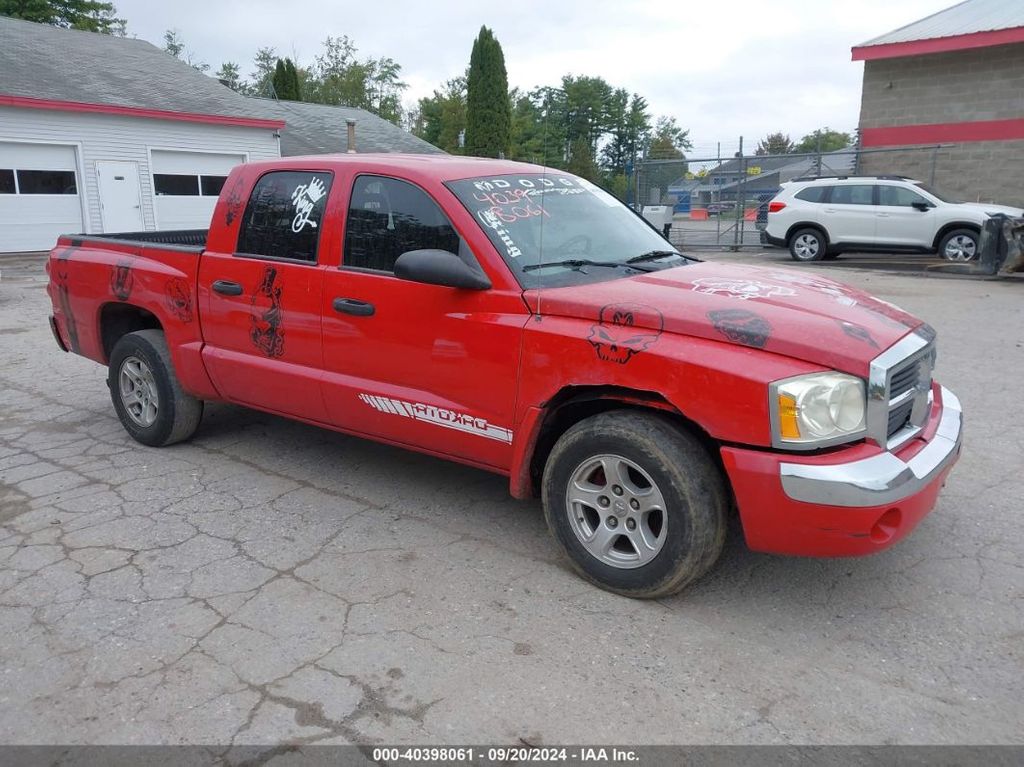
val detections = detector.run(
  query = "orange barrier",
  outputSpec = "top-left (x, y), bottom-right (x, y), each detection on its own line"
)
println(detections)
top-left (744, 208), bottom-right (758, 221)
top-left (690, 209), bottom-right (708, 220)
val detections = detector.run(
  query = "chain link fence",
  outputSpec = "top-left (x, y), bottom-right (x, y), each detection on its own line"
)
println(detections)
top-left (636, 143), bottom-right (956, 250)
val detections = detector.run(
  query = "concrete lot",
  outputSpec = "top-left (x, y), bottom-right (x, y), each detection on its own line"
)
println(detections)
top-left (0, 250), bottom-right (1021, 747)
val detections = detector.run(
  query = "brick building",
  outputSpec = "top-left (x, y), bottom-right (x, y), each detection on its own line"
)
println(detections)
top-left (853, 0), bottom-right (1024, 206)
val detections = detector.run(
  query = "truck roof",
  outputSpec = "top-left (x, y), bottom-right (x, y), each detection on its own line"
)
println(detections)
top-left (243, 153), bottom-right (550, 183)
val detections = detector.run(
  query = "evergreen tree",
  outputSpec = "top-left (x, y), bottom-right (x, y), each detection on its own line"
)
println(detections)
top-left (755, 132), bottom-right (794, 156)
top-left (215, 62), bottom-right (242, 91)
top-left (272, 59), bottom-right (288, 99)
top-left (285, 58), bottom-right (302, 101)
top-left (464, 25), bottom-right (511, 158)
top-left (1, 0), bottom-right (124, 33)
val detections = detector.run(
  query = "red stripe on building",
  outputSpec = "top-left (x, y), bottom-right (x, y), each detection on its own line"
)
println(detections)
top-left (852, 26), bottom-right (1024, 61)
top-left (0, 94), bottom-right (285, 130)
top-left (860, 118), bottom-right (1024, 147)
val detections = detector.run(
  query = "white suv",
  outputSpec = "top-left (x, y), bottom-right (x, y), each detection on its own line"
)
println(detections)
top-left (763, 176), bottom-right (1023, 262)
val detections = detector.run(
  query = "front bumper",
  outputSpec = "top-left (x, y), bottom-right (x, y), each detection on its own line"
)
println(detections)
top-left (721, 385), bottom-right (962, 557)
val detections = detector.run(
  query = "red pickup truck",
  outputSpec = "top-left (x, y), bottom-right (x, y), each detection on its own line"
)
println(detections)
top-left (46, 155), bottom-right (963, 598)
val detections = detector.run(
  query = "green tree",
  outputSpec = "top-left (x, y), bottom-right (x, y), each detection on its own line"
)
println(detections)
top-left (794, 127), bottom-right (852, 154)
top-left (464, 25), bottom-right (511, 158)
top-left (566, 136), bottom-right (599, 182)
top-left (272, 58), bottom-right (301, 100)
top-left (304, 36), bottom-right (406, 124)
top-left (642, 116), bottom-right (692, 200)
top-left (414, 77), bottom-right (466, 153)
top-left (1, 0), bottom-right (124, 33)
top-left (755, 131), bottom-right (794, 156)
top-left (248, 46), bottom-right (278, 97)
top-left (215, 61), bottom-right (242, 91)
top-left (163, 28), bottom-right (208, 72)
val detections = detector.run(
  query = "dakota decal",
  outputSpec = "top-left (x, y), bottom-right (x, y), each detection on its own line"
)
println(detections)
top-left (358, 394), bottom-right (513, 444)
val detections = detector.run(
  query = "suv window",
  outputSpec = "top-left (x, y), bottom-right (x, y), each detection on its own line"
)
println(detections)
top-left (794, 186), bottom-right (827, 203)
top-left (829, 185), bottom-right (874, 205)
top-left (237, 171), bottom-right (333, 262)
top-left (878, 185), bottom-right (930, 207)
top-left (343, 175), bottom-right (460, 272)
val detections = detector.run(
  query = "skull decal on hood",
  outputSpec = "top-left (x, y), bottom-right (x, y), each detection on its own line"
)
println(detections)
top-left (588, 303), bottom-right (664, 364)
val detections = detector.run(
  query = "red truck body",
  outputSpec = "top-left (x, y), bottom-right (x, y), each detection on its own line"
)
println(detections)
top-left (46, 154), bottom-right (962, 574)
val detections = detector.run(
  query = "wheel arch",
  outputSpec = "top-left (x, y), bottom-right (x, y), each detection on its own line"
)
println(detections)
top-left (513, 385), bottom-right (723, 500)
top-left (98, 302), bottom-right (163, 364)
top-left (932, 221), bottom-right (980, 250)
top-left (785, 222), bottom-right (829, 245)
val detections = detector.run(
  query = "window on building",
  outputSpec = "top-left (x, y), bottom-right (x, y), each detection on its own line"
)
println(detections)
top-left (343, 175), bottom-right (460, 272)
top-left (795, 186), bottom-right (828, 203)
top-left (236, 170), bottom-right (332, 263)
top-left (878, 185), bottom-right (930, 207)
top-left (200, 175), bottom-right (227, 196)
top-left (16, 170), bottom-right (77, 195)
top-left (829, 185), bottom-right (874, 205)
top-left (0, 169), bottom-right (14, 194)
top-left (154, 174), bottom-right (200, 196)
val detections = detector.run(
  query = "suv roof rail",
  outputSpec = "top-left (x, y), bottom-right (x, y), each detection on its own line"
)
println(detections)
top-left (790, 174), bottom-right (915, 183)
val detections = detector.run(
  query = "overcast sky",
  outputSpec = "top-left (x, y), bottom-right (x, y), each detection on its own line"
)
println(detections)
top-left (115, 0), bottom-right (949, 157)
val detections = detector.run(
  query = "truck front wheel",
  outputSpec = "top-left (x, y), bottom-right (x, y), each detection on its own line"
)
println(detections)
top-left (108, 329), bottom-right (203, 447)
top-left (541, 410), bottom-right (727, 598)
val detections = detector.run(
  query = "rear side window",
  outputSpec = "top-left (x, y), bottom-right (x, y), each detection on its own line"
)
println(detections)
top-left (830, 185), bottom-right (874, 205)
top-left (237, 171), bottom-right (333, 263)
top-left (878, 185), bottom-right (929, 207)
top-left (794, 186), bottom-right (827, 203)
top-left (343, 175), bottom-right (460, 272)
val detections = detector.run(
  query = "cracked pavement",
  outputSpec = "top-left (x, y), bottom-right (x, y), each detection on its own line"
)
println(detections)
top-left (0, 251), bottom-right (1021, 747)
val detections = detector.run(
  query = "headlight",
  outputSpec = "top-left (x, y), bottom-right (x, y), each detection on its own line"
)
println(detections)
top-left (770, 372), bottom-right (866, 449)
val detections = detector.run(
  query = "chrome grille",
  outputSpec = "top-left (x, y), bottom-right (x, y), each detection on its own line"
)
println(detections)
top-left (868, 332), bottom-right (935, 448)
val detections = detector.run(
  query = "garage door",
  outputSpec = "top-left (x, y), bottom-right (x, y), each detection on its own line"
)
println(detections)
top-left (151, 151), bottom-right (245, 230)
top-left (0, 142), bottom-right (84, 253)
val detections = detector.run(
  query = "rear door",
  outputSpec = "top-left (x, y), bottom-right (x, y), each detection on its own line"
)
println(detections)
top-left (822, 184), bottom-right (877, 244)
top-left (874, 184), bottom-right (937, 247)
top-left (198, 168), bottom-right (339, 422)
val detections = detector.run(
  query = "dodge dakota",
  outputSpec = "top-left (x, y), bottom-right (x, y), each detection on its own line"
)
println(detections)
top-left (46, 155), bottom-right (963, 597)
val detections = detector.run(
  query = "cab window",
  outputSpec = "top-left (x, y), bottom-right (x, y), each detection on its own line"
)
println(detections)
top-left (829, 185), bottom-right (874, 205)
top-left (343, 175), bottom-right (460, 272)
top-left (236, 171), bottom-right (333, 262)
top-left (878, 185), bottom-right (930, 207)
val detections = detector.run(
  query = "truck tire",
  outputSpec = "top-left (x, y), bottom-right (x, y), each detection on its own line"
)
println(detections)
top-left (541, 410), bottom-right (727, 598)
top-left (788, 227), bottom-right (826, 261)
top-left (108, 329), bottom-right (203, 447)
top-left (938, 228), bottom-right (979, 262)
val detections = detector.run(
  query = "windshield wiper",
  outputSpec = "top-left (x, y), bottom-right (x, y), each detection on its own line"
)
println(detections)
top-left (626, 249), bottom-right (685, 265)
top-left (522, 259), bottom-right (654, 273)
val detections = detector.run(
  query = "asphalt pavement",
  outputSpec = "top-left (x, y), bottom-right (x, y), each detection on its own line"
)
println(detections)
top-left (0, 250), bottom-right (1021, 748)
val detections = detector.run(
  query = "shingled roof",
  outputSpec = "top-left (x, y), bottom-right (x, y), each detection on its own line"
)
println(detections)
top-left (0, 15), bottom-right (442, 154)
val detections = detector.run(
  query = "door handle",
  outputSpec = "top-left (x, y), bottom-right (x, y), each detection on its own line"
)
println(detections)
top-left (333, 297), bottom-right (375, 316)
top-left (212, 280), bottom-right (243, 296)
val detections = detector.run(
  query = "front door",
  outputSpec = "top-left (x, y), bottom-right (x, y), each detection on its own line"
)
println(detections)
top-left (319, 174), bottom-right (526, 469)
top-left (96, 160), bottom-right (144, 232)
top-left (874, 184), bottom-right (937, 248)
top-left (198, 168), bottom-right (338, 422)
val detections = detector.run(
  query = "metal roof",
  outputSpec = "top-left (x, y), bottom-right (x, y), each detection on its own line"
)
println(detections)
top-left (858, 0), bottom-right (1024, 47)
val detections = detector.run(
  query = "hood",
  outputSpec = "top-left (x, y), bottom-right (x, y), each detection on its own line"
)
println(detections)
top-left (525, 262), bottom-right (923, 376)
top-left (955, 202), bottom-right (1024, 217)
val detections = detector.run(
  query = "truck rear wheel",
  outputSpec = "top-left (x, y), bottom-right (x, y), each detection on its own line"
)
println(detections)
top-left (541, 410), bottom-right (727, 598)
top-left (108, 329), bottom-right (203, 447)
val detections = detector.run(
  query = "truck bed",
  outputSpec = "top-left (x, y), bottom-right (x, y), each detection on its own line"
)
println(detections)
top-left (65, 229), bottom-right (207, 252)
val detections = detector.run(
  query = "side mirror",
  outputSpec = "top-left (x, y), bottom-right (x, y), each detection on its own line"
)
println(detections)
top-left (394, 249), bottom-right (491, 290)
top-left (912, 201), bottom-right (931, 211)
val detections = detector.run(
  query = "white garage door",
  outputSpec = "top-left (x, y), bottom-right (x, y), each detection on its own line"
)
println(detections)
top-left (151, 150), bottom-right (245, 230)
top-left (0, 142), bottom-right (84, 253)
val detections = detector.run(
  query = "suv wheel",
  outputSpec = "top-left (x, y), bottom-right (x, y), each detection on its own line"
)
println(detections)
top-left (938, 228), bottom-right (979, 262)
top-left (789, 228), bottom-right (826, 262)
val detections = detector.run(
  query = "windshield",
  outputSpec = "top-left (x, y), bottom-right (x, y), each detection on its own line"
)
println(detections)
top-left (446, 173), bottom-right (688, 287)
top-left (914, 182), bottom-right (960, 204)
